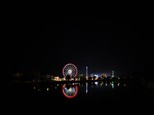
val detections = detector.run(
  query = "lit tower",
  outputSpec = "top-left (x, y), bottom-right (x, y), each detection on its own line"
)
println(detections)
top-left (86, 66), bottom-right (88, 80)
top-left (111, 70), bottom-right (115, 78)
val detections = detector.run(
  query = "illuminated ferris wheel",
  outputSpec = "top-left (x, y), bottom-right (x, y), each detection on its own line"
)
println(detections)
top-left (62, 63), bottom-right (78, 78)
top-left (62, 84), bottom-right (78, 99)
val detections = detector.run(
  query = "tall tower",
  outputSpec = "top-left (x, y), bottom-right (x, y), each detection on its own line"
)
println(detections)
top-left (86, 66), bottom-right (88, 80)
top-left (111, 70), bottom-right (115, 78)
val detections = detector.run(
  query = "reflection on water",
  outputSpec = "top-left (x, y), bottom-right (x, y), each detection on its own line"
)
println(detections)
top-left (31, 81), bottom-right (129, 99)
top-left (10, 80), bottom-right (131, 99)
top-left (62, 83), bottom-right (78, 99)
top-left (86, 82), bottom-right (88, 93)
top-left (9, 79), bottom-right (154, 113)
top-left (9, 78), bottom-right (154, 114)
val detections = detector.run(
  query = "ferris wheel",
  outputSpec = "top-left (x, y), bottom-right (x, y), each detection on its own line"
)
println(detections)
top-left (62, 84), bottom-right (78, 99)
top-left (62, 63), bottom-right (78, 78)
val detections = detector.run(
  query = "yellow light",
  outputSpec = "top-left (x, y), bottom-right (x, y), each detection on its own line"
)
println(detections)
top-left (47, 88), bottom-right (49, 91)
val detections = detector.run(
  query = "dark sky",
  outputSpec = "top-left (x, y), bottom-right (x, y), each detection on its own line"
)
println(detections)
top-left (2, 14), bottom-right (152, 76)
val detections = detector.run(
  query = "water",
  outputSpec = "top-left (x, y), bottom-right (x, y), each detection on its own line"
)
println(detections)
top-left (7, 80), bottom-right (154, 113)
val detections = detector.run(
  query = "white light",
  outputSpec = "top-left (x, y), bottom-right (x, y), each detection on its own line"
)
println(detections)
top-left (68, 69), bottom-right (72, 74)
top-left (95, 82), bottom-right (98, 85)
top-left (111, 83), bottom-right (114, 89)
top-left (86, 83), bottom-right (88, 93)
top-left (68, 88), bottom-right (72, 92)
top-left (47, 88), bottom-right (49, 91)
top-left (94, 74), bottom-right (98, 77)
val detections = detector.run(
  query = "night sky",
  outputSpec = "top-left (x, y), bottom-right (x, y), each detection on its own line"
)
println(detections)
top-left (2, 14), bottom-right (152, 76)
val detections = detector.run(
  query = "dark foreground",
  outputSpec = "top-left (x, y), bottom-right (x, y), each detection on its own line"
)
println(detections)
top-left (6, 79), bottom-right (154, 114)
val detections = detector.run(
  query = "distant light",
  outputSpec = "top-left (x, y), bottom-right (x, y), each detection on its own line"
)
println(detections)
top-left (94, 74), bottom-right (99, 77)
top-left (86, 83), bottom-right (88, 93)
top-left (95, 82), bottom-right (98, 85)
top-left (68, 69), bottom-right (72, 74)
top-left (111, 83), bottom-right (114, 89)
top-left (86, 89), bottom-right (88, 93)
top-left (68, 88), bottom-right (72, 92)
top-left (47, 88), bottom-right (49, 91)
top-left (100, 82), bottom-right (104, 86)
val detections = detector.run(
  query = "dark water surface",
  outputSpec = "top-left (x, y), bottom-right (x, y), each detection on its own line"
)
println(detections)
top-left (7, 80), bottom-right (154, 113)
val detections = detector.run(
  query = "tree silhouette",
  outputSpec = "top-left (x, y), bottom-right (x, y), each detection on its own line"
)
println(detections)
top-left (66, 75), bottom-right (71, 81)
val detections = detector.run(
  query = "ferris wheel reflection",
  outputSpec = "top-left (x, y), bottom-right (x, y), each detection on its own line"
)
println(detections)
top-left (62, 83), bottom-right (78, 99)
